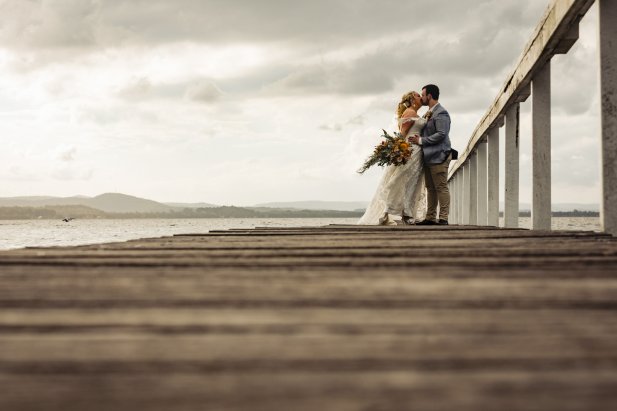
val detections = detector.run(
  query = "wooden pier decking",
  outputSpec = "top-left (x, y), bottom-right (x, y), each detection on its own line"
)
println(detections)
top-left (1, 225), bottom-right (617, 410)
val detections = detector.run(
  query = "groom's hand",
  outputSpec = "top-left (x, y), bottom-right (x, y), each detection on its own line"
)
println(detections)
top-left (409, 135), bottom-right (420, 144)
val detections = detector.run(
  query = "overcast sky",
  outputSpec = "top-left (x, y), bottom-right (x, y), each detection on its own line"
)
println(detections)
top-left (0, 0), bottom-right (601, 205)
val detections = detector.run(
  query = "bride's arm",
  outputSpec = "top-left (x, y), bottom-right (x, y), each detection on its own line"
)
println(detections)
top-left (398, 108), bottom-right (417, 136)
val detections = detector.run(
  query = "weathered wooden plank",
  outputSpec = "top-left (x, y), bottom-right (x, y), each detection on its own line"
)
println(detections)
top-left (1, 253), bottom-right (616, 270)
top-left (171, 230), bottom-right (605, 239)
top-left (3, 232), bottom-right (613, 251)
top-left (8, 240), bottom-right (617, 254)
top-left (2, 371), bottom-right (617, 411)
top-left (4, 240), bottom-right (617, 258)
top-left (2, 273), bottom-right (617, 309)
top-left (2, 331), bottom-right (616, 363)
top-left (56, 234), bottom-right (612, 252)
top-left (2, 308), bottom-right (616, 335)
top-left (2, 266), bottom-right (617, 286)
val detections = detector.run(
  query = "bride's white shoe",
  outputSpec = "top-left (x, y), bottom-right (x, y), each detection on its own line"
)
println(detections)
top-left (378, 212), bottom-right (390, 225)
top-left (379, 212), bottom-right (397, 226)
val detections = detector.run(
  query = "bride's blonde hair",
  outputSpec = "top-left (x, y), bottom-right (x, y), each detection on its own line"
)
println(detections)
top-left (396, 91), bottom-right (418, 118)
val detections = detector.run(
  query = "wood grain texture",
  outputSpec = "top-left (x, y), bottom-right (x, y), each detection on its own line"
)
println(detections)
top-left (1, 225), bottom-right (616, 410)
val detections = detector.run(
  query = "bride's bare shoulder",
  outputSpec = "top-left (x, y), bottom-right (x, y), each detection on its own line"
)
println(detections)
top-left (402, 108), bottom-right (418, 117)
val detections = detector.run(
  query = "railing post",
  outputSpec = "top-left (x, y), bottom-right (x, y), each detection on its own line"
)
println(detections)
top-left (504, 103), bottom-right (520, 228)
top-left (459, 172), bottom-right (465, 224)
top-left (449, 179), bottom-right (456, 224)
top-left (469, 152), bottom-right (478, 225)
top-left (454, 174), bottom-right (463, 224)
top-left (459, 166), bottom-right (464, 224)
top-left (455, 176), bottom-right (461, 225)
top-left (457, 175), bottom-right (462, 225)
top-left (477, 139), bottom-right (488, 226)
top-left (599, 0), bottom-right (617, 236)
top-left (532, 61), bottom-right (552, 230)
top-left (452, 176), bottom-right (459, 224)
top-left (487, 126), bottom-right (500, 227)
top-left (462, 163), bottom-right (470, 225)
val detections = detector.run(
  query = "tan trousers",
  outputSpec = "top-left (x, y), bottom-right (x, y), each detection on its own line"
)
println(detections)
top-left (424, 153), bottom-right (452, 221)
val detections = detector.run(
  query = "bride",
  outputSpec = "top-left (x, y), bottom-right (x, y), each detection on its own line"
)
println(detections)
top-left (358, 91), bottom-right (427, 225)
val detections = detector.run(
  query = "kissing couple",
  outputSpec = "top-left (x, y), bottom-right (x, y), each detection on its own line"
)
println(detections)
top-left (358, 84), bottom-right (453, 226)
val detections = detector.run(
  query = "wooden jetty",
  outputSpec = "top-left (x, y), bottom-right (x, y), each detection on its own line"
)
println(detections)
top-left (2, 1), bottom-right (616, 408)
top-left (1, 224), bottom-right (617, 410)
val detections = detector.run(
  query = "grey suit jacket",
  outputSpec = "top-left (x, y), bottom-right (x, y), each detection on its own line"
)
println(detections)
top-left (421, 103), bottom-right (452, 165)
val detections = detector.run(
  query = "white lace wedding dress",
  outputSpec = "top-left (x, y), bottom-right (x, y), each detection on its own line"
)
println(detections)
top-left (358, 117), bottom-right (427, 225)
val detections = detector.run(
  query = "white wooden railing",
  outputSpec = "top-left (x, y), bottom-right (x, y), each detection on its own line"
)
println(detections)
top-left (448, 0), bottom-right (617, 235)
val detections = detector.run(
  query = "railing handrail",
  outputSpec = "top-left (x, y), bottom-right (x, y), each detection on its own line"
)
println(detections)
top-left (448, 0), bottom-right (595, 180)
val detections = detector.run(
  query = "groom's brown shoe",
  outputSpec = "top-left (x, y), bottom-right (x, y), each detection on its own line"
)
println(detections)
top-left (401, 216), bottom-right (414, 225)
top-left (415, 219), bottom-right (436, 225)
top-left (437, 219), bottom-right (449, 225)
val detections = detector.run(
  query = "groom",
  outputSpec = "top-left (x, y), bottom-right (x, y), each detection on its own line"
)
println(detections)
top-left (409, 84), bottom-right (452, 225)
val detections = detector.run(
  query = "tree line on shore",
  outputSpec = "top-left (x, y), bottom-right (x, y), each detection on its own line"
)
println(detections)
top-left (0, 205), bottom-right (600, 220)
top-left (0, 205), bottom-right (364, 220)
top-left (499, 210), bottom-right (599, 217)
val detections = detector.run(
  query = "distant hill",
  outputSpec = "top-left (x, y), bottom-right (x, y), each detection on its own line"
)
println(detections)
top-left (254, 201), bottom-right (369, 212)
top-left (87, 193), bottom-right (174, 213)
top-left (164, 202), bottom-right (218, 209)
top-left (0, 193), bottom-right (174, 213)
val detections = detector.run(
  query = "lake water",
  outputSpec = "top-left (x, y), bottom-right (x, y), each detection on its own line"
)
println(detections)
top-left (0, 218), bottom-right (359, 250)
top-left (0, 217), bottom-right (602, 250)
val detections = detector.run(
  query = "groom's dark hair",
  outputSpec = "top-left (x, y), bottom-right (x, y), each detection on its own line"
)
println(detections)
top-left (423, 84), bottom-right (440, 100)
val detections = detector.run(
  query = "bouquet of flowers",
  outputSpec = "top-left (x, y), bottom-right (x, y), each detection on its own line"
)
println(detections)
top-left (357, 129), bottom-right (413, 174)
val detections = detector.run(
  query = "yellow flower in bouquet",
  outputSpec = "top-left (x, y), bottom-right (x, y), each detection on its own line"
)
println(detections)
top-left (357, 129), bottom-right (413, 174)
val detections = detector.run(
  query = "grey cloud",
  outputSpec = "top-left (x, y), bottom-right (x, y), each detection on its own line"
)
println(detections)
top-left (115, 77), bottom-right (223, 104)
top-left (551, 45), bottom-right (598, 116)
top-left (319, 123), bottom-right (343, 132)
top-left (321, 114), bottom-right (366, 131)
top-left (347, 115), bottom-right (365, 125)
top-left (184, 81), bottom-right (224, 103)
top-left (0, 1), bottom-right (431, 49)
top-left (258, 31), bottom-right (525, 100)
top-left (441, 77), bottom-right (505, 114)
top-left (51, 166), bottom-right (94, 181)
top-left (265, 62), bottom-right (394, 96)
top-left (551, 136), bottom-right (600, 186)
top-left (0, 1), bottom-right (546, 52)
top-left (57, 146), bottom-right (76, 162)
top-left (117, 77), bottom-right (153, 100)
top-left (6, 165), bottom-right (41, 182)
top-left (77, 103), bottom-right (161, 126)
top-left (2, 0), bottom-right (550, 106)
top-left (366, 96), bottom-right (399, 113)
top-left (246, 1), bottom-right (546, 99)
top-left (318, 114), bottom-right (365, 132)
top-left (0, 0), bottom-right (99, 50)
